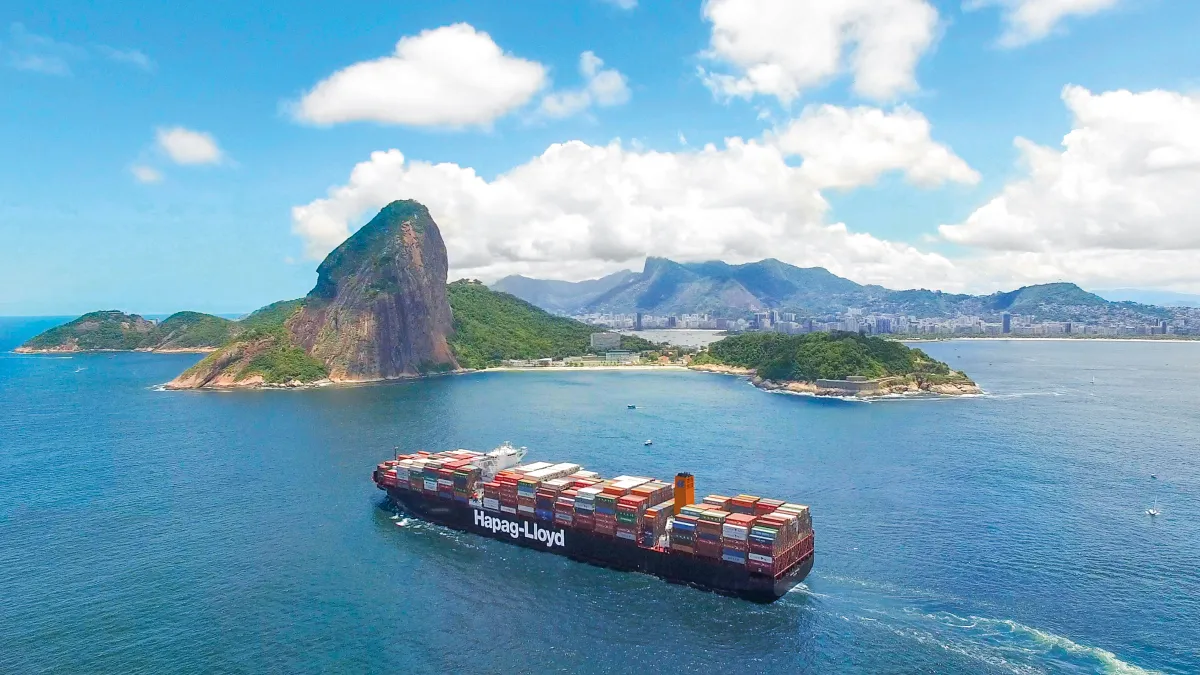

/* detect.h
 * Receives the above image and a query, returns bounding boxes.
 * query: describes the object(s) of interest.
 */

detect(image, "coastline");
[14,346,218,355]
[688,363,981,398]
[900,336,1198,344]
[478,365,689,373]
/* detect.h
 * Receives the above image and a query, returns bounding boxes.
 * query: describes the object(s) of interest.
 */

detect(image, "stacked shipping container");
[374,452,814,579]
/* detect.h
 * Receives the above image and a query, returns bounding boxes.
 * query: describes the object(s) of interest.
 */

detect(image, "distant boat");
[627,404,637,409]
[643,439,653,446]
[1147,474,1159,516]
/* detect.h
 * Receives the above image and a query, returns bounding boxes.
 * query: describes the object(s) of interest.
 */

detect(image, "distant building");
[635,312,643,331]
[604,350,639,364]
[589,332,621,350]
[667,316,678,328]
[1002,313,1012,334]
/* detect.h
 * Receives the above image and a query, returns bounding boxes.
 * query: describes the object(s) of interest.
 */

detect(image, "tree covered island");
[690,331,981,397]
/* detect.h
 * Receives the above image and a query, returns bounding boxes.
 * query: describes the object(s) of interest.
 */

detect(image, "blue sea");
[2,316,1198,674]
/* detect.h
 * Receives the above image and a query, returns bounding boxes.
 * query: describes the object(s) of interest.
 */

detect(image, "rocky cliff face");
[166,200,458,388]
[288,200,458,381]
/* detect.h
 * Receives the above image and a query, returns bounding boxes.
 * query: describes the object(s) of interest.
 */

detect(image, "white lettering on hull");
[473,509,566,548]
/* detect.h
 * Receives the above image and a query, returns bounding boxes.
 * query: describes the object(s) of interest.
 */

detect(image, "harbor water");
[2,318,1197,674]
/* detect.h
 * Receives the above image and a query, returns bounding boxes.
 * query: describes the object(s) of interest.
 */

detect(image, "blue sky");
[3,0,1199,315]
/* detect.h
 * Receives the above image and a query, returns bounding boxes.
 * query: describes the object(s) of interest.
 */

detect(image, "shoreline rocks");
[690,364,982,398]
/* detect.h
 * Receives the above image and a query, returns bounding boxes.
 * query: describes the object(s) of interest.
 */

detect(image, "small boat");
[1147,503,1159,517]
[627,404,637,409]
[643,439,653,446]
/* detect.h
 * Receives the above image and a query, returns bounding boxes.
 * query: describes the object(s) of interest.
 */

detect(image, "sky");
[2,0,1199,315]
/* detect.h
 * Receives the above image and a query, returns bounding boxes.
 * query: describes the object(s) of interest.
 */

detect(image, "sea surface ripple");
[2,319,1197,674]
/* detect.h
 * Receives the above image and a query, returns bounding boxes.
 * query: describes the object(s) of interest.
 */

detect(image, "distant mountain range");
[1096,289,1200,308]
[492,257,1176,323]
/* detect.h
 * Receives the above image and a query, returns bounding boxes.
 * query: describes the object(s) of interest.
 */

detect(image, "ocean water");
[2,317,1198,674]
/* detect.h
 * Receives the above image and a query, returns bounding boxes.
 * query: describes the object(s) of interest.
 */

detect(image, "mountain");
[491,270,637,314]
[447,280,658,369]
[290,200,458,380]
[1097,288,1200,308]
[16,310,234,353]
[494,257,1175,324]
[170,200,458,388]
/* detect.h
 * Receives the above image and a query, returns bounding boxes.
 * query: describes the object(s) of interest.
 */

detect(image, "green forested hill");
[447,280,656,369]
[700,331,968,383]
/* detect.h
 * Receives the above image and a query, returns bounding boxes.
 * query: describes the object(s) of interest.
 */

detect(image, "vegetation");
[704,331,963,382]
[21,311,155,351]
[153,312,234,349]
[447,280,665,369]
[236,299,304,333]
[238,339,328,383]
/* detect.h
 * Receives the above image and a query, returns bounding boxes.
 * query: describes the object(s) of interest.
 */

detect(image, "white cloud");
[940,86,1200,292]
[967,0,1123,47]
[96,46,155,71]
[293,23,547,128]
[540,51,631,119]
[3,23,153,75]
[602,0,638,8]
[291,104,977,289]
[769,104,979,189]
[699,0,939,103]
[156,127,224,165]
[130,165,163,184]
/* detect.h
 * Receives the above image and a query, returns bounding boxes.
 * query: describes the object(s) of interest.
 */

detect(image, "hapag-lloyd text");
[473,510,566,548]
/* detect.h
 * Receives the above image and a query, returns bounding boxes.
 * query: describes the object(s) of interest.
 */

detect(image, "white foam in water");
[811,576,1161,674]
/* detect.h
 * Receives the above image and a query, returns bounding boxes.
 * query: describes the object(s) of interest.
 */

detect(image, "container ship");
[372,443,814,603]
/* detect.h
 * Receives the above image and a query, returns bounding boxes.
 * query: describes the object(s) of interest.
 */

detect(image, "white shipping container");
[423,479,438,491]
[514,462,553,474]
[615,530,637,541]
[483,498,500,511]
[517,505,535,514]
[500,505,517,515]
[722,524,749,540]
[748,552,773,564]
[722,552,747,564]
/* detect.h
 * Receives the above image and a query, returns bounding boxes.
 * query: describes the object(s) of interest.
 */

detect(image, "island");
[689,331,981,397]
[18,200,663,389]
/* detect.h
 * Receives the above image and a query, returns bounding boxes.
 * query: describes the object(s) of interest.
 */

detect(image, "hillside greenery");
[21,311,155,350]
[447,280,661,369]
[704,331,964,382]
[152,312,234,349]
[238,338,328,383]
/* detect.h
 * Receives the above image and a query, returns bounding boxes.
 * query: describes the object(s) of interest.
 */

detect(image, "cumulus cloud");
[291,104,976,288]
[130,165,163,184]
[769,104,979,189]
[293,23,547,128]
[699,0,938,103]
[940,86,1200,291]
[967,0,1123,47]
[540,51,631,118]
[156,126,224,165]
